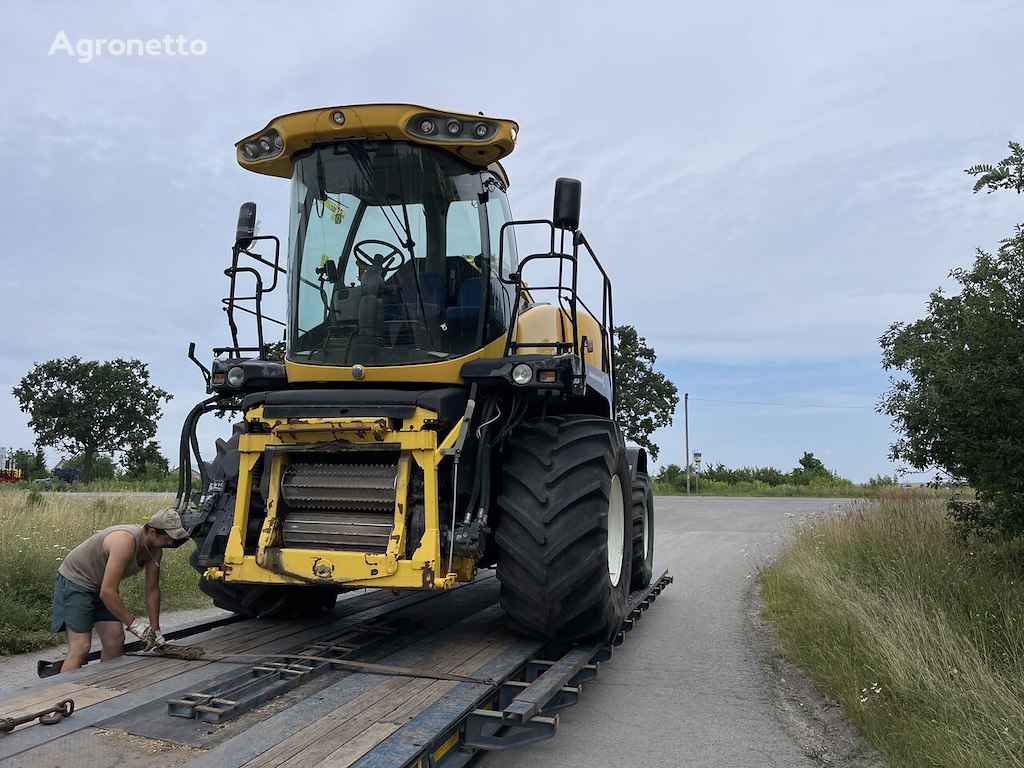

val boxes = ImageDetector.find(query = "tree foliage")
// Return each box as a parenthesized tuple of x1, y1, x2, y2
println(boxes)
(964, 140, 1024, 195)
(64, 453, 117, 481)
(789, 451, 839, 485)
(657, 452, 850, 489)
(123, 440, 171, 479)
(879, 142, 1024, 538)
(12, 357, 171, 482)
(11, 448, 47, 481)
(613, 325, 679, 461)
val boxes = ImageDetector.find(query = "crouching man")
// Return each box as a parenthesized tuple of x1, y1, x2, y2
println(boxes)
(51, 508, 189, 672)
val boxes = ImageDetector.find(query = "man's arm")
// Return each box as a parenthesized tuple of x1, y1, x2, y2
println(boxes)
(144, 551, 162, 632)
(99, 531, 137, 626)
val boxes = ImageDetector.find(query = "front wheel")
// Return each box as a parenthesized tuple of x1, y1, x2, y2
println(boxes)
(495, 415, 632, 642)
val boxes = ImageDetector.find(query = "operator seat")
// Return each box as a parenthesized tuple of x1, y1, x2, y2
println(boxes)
(350, 254, 388, 361)
(381, 270, 446, 349)
(444, 277, 481, 348)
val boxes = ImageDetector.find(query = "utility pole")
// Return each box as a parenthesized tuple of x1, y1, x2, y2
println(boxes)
(684, 392, 690, 495)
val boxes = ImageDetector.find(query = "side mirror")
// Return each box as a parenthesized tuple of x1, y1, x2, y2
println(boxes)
(235, 202, 257, 249)
(552, 178, 582, 232)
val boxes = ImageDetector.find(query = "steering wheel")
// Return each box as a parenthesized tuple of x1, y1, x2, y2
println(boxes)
(353, 240, 406, 278)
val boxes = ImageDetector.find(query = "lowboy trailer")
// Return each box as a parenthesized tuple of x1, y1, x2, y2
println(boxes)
(5, 570, 670, 767)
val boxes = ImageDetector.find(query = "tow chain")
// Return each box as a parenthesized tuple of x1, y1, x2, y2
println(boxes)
(132, 643, 494, 685)
(0, 699, 74, 734)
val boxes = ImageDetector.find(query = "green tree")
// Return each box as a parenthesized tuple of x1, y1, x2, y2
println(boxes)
(613, 325, 679, 461)
(657, 463, 683, 487)
(123, 440, 171, 479)
(64, 453, 117, 480)
(965, 140, 1024, 194)
(12, 357, 171, 482)
(33, 447, 46, 478)
(12, 448, 47, 481)
(787, 452, 843, 486)
(752, 466, 786, 486)
(879, 141, 1024, 538)
(263, 340, 286, 361)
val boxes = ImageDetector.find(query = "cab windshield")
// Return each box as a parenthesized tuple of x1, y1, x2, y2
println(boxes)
(288, 141, 516, 367)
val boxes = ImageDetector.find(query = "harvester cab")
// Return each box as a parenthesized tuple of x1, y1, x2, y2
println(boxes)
(178, 104, 654, 642)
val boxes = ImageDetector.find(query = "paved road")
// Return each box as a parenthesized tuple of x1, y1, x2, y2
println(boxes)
(484, 495, 857, 768)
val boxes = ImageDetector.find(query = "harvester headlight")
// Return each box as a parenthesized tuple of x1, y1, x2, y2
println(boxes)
(331, 110, 345, 125)
(273, 133, 284, 149)
(243, 143, 258, 159)
(511, 363, 533, 385)
(408, 113, 500, 142)
(259, 137, 272, 152)
(226, 366, 245, 387)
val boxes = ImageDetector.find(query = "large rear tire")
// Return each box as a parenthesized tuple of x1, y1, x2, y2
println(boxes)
(630, 471, 654, 590)
(495, 415, 632, 643)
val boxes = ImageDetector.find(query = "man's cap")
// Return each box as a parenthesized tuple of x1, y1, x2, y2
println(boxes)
(146, 508, 189, 541)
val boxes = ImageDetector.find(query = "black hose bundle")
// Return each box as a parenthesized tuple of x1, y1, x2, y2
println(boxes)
(174, 396, 227, 511)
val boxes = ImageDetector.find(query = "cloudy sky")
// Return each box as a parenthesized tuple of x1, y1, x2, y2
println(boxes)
(2, 1, 1021, 482)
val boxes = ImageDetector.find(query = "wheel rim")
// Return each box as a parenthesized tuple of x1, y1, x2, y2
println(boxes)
(642, 497, 650, 557)
(607, 474, 625, 586)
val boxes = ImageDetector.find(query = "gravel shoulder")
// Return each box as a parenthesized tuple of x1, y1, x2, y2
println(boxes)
(750, 586, 887, 767)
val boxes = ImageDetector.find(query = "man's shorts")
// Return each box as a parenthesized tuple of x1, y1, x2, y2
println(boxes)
(51, 573, 118, 633)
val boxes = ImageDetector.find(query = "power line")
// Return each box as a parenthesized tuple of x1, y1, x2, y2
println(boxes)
(688, 396, 873, 411)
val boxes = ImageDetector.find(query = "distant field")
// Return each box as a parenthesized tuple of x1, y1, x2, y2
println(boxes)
(0, 490, 209, 654)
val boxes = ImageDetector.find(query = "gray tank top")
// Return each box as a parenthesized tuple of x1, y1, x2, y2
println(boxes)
(58, 524, 146, 591)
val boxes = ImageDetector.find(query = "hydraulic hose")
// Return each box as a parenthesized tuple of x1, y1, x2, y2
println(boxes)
(175, 396, 219, 511)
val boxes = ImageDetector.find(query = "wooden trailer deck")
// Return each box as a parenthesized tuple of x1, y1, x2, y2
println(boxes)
(0, 571, 671, 768)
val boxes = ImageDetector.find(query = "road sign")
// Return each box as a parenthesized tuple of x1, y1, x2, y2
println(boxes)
(693, 451, 702, 464)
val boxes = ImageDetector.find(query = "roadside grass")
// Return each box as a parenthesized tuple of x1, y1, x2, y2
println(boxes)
(654, 480, 866, 497)
(760, 490, 1024, 767)
(0, 491, 210, 654)
(59, 477, 183, 492)
(653, 480, 854, 497)
(0, 477, 183, 493)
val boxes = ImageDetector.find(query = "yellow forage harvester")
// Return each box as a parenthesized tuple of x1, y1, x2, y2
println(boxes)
(175, 104, 654, 642)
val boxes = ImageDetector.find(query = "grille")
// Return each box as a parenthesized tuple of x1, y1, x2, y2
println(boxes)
(280, 461, 398, 553)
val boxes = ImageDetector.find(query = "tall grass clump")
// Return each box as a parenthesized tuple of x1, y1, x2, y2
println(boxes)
(761, 490, 1024, 767)
(0, 491, 209, 654)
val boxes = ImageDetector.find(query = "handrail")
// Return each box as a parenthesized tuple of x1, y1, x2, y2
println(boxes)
(496, 218, 615, 414)
(219, 234, 285, 359)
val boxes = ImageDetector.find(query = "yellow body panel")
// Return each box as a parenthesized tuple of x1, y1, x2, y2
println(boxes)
(207, 405, 476, 591)
(516, 303, 609, 371)
(237, 103, 519, 178)
(285, 334, 507, 384)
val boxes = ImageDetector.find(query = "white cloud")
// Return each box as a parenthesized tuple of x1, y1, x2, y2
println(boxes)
(1, 0, 1021, 483)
